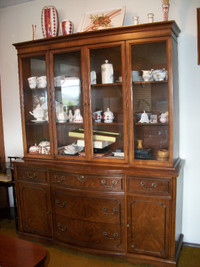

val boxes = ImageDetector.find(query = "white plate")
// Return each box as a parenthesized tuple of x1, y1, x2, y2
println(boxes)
(31, 119, 46, 123)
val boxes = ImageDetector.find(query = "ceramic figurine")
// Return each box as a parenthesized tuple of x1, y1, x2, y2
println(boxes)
(74, 109, 83, 123)
(159, 111, 168, 123)
(68, 110, 74, 122)
(139, 111, 150, 123)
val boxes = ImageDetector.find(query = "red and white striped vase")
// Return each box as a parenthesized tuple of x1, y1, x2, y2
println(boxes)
(41, 6, 59, 38)
(60, 19, 73, 35)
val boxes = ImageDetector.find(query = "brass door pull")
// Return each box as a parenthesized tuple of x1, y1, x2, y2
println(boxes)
(57, 223, 68, 232)
(140, 181, 157, 191)
(26, 172, 37, 179)
(103, 232, 118, 240)
(54, 175, 65, 183)
(102, 207, 118, 215)
(55, 199, 67, 208)
(101, 179, 117, 188)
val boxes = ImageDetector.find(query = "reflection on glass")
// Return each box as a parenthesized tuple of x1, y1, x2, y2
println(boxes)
(22, 55, 50, 155)
(131, 42, 169, 161)
(53, 51, 85, 157)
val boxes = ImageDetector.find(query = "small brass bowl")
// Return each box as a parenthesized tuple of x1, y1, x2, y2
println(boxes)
(157, 149, 169, 158)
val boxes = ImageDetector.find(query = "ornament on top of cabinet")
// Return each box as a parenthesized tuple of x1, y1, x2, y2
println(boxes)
(60, 19, 73, 35)
(139, 111, 150, 123)
(159, 111, 168, 123)
(101, 60, 114, 84)
(41, 6, 59, 38)
(103, 108, 114, 123)
(74, 109, 83, 123)
(162, 0, 170, 21)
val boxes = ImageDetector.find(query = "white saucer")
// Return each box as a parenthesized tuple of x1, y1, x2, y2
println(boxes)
(31, 119, 46, 123)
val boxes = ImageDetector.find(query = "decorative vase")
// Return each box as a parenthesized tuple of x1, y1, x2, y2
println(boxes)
(137, 140, 143, 150)
(162, 3, 170, 21)
(41, 6, 59, 38)
(60, 19, 73, 35)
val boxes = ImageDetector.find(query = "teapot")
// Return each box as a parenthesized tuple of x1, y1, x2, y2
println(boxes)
(153, 68, 167, 81)
(103, 108, 114, 123)
(101, 60, 114, 84)
(29, 104, 45, 121)
(93, 110, 102, 122)
(142, 69, 154, 81)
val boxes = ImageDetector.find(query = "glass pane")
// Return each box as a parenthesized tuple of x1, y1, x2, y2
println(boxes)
(90, 46, 124, 159)
(131, 42, 169, 161)
(53, 51, 84, 157)
(22, 55, 50, 155)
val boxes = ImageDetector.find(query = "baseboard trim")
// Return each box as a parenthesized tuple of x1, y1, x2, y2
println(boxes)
(183, 242, 200, 248)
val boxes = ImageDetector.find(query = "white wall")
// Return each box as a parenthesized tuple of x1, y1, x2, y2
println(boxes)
(0, 0, 200, 244)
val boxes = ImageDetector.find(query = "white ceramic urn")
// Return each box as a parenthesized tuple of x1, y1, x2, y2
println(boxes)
(101, 60, 114, 84)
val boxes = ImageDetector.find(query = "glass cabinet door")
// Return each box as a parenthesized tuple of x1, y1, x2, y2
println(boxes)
(52, 50, 85, 158)
(89, 44, 126, 160)
(21, 54, 51, 156)
(130, 41, 169, 162)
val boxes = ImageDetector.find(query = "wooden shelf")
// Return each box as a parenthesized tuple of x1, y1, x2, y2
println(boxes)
(135, 122, 168, 126)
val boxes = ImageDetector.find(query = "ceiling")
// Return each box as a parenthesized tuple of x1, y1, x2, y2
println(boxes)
(0, 0, 34, 9)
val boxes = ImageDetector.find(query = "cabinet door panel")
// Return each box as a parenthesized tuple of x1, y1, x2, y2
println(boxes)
(88, 43, 128, 161)
(127, 196, 170, 258)
(20, 54, 52, 157)
(54, 214, 124, 251)
(18, 183, 52, 237)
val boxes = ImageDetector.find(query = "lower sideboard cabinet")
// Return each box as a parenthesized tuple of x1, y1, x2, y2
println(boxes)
(14, 163, 183, 266)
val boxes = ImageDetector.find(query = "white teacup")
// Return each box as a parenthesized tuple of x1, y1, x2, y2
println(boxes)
(28, 76, 37, 89)
(37, 76, 47, 88)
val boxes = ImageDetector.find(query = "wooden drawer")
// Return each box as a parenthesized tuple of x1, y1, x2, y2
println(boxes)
(127, 176, 170, 195)
(50, 171, 123, 191)
(52, 190, 123, 224)
(17, 167, 47, 183)
(54, 214, 124, 252)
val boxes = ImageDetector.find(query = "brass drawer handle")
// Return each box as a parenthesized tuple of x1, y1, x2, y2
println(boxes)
(103, 232, 118, 240)
(101, 179, 117, 188)
(77, 175, 86, 182)
(57, 223, 68, 232)
(55, 199, 67, 208)
(140, 181, 157, 191)
(26, 172, 37, 179)
(54, 175, 65, 183)
(102, 207, 118, 215)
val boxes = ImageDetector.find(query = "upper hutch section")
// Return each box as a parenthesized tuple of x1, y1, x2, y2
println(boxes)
(13, 21, 180, 168)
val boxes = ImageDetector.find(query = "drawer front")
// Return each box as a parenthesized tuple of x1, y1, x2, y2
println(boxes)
(54, 214, 124, 252)
(127, 176, 170, 195)
(50, 171, 123, 191)
(17, 167, 47, 183)
(52, 190, 123, 224)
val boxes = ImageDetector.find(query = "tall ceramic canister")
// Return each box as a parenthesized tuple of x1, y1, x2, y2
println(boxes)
(60, 19, 73, 35)
(41, 6, 59, 38)
(101, 60, 114, 84)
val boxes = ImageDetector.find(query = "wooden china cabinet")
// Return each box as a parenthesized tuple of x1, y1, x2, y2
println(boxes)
(13, 21, 184, 267)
